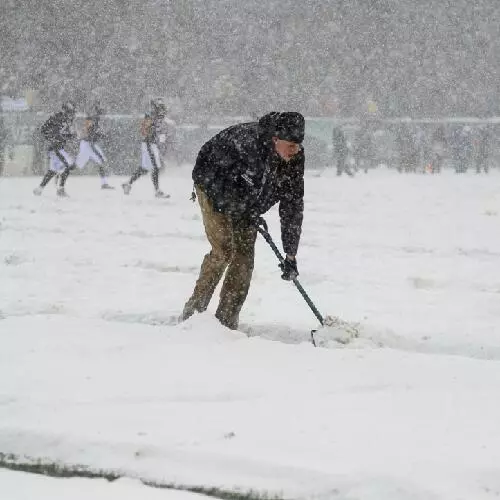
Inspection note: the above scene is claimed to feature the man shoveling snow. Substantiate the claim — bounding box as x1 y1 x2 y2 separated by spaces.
181 112 305 331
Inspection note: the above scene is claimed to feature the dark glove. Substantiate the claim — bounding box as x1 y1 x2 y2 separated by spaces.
280 257 299 281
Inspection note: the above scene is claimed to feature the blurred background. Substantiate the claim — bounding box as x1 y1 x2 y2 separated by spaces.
1 0 499 175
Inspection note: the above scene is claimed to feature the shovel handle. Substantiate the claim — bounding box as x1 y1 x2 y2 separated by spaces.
255 222 325 328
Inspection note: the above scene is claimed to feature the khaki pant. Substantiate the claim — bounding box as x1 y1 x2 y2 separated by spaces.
182 186 257 329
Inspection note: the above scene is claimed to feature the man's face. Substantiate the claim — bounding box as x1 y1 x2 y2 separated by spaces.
272 137 301 162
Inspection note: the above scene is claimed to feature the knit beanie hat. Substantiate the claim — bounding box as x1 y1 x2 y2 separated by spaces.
274 112 305 143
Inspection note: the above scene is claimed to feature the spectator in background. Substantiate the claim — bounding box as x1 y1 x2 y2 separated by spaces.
354 123 375 173
415 125 431 173
332 126 353 176
473 125 491 174
452 125 473 174
0 112 14 176
0 114 7 176
396 124 418 173
430 125 447 174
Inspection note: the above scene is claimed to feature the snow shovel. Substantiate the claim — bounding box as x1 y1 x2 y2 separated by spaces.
255 219 360 346
255 218 324 346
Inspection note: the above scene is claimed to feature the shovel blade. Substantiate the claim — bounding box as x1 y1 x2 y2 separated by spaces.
312 315 361 347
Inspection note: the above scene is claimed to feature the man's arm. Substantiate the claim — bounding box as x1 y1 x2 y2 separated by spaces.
279 150 305 258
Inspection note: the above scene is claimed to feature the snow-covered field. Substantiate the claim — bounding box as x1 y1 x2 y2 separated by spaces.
1 168 500 499
0 468 205 500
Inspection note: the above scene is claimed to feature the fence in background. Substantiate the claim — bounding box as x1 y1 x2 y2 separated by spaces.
1 113 499 175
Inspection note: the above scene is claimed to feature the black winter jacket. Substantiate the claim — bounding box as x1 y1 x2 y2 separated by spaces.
192 119 304 256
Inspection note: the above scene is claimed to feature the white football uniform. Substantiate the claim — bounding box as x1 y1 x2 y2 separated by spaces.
141 142 161 171
48 149 74 173
76 140 106 169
